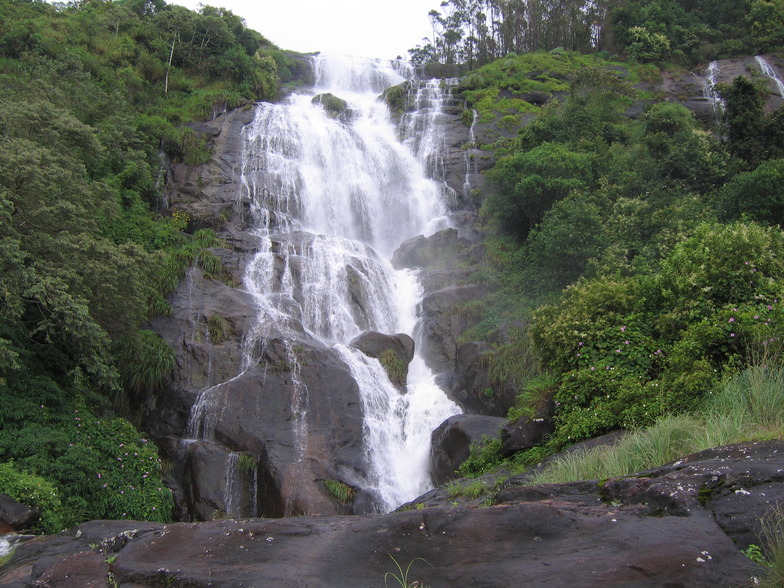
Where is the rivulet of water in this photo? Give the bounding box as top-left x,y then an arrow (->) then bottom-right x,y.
756,55 -> 784,98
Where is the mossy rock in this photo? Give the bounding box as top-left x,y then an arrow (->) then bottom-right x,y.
380,82 -> 414,115
349,331 -> 415,391
312,93 -> 349,118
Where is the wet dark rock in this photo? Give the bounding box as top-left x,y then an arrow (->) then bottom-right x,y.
149,279 -> 372,518
419,284 -> 487,374
349,331 -> 415,390
500,396 -> 557,456
451,341 -> 520,416
601,441 -> 784,551
392,228 -> 469,270
0,495 -> 38,532
429,414 -> 507,485
6,444 -> 780,588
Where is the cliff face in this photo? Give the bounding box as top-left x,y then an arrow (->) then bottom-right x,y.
145,106 -> 377,520
143,53 -> 784,521
144,62 -> 481,521
660,54 -> 784,123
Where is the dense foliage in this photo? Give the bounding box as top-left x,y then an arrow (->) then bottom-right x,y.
1,0 -> 784,532
0,0 -> 292,531
456,41 -> 784,462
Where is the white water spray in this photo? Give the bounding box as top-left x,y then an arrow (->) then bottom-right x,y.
400,78 -> 460,210
463,109 -> 479,200
704,60 -> 725,119
756,55 -> 784,98
236,54 -> 460,512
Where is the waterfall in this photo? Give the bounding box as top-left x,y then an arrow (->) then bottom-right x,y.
463,109 -> 479,200
756,55 -> 784,98
703,60 -> 725,119
400,78 -> 460,209
235,54 -> 460,512
224,452 -> 241,516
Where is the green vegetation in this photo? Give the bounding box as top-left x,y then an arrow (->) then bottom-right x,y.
758,505 -> 784,587
518,362 -> 784,484
384,554 -> 432,588
457,51 -> 640,135
439,3 -> 784,482
0,0 -> 291,533
206,314 -> 232,344
323,479 -> 356,504
411,0 -> 776,67
237,453 -> 257,475
380,349 -> 407,386
312,92 -> 349,117
457,436 -> 504,478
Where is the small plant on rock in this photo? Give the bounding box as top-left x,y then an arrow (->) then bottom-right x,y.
384,554 -> 432,588
323,479 -> 355,504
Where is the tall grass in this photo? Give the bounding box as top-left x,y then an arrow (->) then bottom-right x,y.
528,365 -> 784,485
759,504 -> 784,587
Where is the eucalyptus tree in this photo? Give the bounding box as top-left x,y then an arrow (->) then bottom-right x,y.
410,0 -> 615,66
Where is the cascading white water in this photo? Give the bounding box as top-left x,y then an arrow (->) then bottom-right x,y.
463,109 -> 479,200
236,54 -> 460,512
704,60 -> 725,118
224,452 -> 241,516
400,78 -> 460,209
756,55 -> 784,98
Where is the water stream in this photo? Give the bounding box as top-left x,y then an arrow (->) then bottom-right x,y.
756,55 -> 784,98
187,54 -> 461,513
704,60 -> 725,119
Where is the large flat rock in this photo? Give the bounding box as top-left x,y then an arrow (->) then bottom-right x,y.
6,441 -> 782,587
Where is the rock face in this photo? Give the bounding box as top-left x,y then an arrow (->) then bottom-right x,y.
146,104 -> 388,519
429,414 -> 507,485
661,55 -> 784,124
500,396 -> 557,456
6,441 -> 783,587
349,332 -> 415,390
0,495 -> 38,532
392,226 -> 495,405
146,62 -> 489,521
150,326 -> 372,518
450,341 -> 521,416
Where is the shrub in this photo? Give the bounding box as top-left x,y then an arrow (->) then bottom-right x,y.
458,436 -> 505,477
528,364 -> 784,486
530,222 -> 784,448
0,462 -> 64,533
115,330 -> 175,398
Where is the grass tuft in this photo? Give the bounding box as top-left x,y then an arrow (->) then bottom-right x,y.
526,365 -> 784,485
323,479 -> 356,504
759,504 -> 784,587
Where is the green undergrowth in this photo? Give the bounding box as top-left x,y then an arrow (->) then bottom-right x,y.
323,479 -> 356,504
0,0 -> 274,534
455,361 -> 784,486
0,396 -> 173,533
756,505 -> 784,587
458,50 -> 646,127
527,364 -> 784,485
380,349 -> 407,386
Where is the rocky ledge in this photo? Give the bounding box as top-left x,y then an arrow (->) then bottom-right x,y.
4,441 -> 783,587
